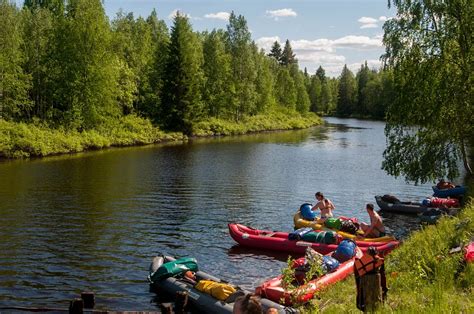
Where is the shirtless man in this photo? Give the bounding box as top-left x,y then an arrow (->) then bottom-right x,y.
360,203 -> 386,238
311,192 -> 335,219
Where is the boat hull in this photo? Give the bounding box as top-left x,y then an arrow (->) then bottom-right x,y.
228,223 -> 399,256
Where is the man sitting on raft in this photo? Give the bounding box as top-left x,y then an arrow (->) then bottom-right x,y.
311,192 -> 335,220
359,203 -> 386,238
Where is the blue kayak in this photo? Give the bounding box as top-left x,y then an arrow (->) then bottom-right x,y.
432,185 -> 467,197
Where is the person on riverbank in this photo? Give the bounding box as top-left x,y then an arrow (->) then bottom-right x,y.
311,192 -> 335,220
360,204 -> 385,238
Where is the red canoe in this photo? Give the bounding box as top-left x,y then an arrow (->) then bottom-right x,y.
228,223 -> 399,256
256,248 -> 363,305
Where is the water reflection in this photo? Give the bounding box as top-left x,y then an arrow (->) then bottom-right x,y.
0,117 -> 434,310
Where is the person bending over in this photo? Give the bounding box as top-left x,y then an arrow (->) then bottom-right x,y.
360,203 -> 385,238
312,192 -> 335,220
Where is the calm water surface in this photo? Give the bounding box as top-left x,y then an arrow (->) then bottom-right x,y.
0,118 -> 433,310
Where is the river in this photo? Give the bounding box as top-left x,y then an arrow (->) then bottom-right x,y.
0,117 -> 434,310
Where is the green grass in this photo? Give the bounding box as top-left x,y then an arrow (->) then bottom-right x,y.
192,109 -> 322,136
0,110 -> 322,159
0,115 -> 185,158
304,197 -> 474,313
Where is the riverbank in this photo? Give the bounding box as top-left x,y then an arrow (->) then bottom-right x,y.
0,110 -> 321,159
313,194 -> 474,313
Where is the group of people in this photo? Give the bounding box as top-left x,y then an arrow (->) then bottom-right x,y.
310,191 -> 386,238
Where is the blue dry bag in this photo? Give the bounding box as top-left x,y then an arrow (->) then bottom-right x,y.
322,255 -> 340,273
332,239 -> 357,263
288,227 -> 313,241
300,203 -> 316,220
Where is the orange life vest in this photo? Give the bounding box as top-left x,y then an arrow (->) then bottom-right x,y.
354,254 -> 384,277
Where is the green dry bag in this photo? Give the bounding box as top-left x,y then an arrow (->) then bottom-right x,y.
324,218 -> 342,230
302,231 -> 337,244
149,257 -> 198,283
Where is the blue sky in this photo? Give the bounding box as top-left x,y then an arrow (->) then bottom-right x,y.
17,0 -> 394,76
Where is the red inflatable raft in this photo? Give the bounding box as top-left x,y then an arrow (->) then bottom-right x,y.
228,223 -> 399,256
256,247 -> 363,305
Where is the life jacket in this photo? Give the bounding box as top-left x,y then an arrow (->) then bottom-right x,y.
354,254 -> 384,277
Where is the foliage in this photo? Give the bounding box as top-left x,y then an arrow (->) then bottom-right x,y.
313,200 -> 474,313
161,12 -> 204,134
336,65 -> 356,116
382,0 -> 474,183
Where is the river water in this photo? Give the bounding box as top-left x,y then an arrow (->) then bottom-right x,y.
0,118 -> 434,311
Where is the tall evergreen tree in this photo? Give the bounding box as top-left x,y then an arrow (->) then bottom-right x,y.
337,65 -> 356,116
268,41 -> 282,63
315,66 -> 326,83
280,39 -> 296,66
0,0 -> 31,120
355,61 -> 371,115
161,12 -> 204,134
308,75 -> 322,112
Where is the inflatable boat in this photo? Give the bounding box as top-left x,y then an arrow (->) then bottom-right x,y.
228,223 -> 398,256
148,255 -> 294,314
375,195 -> 428,214
256,247 -> 363,305
293,212 -> 396,242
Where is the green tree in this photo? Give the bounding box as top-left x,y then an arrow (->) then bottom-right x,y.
161,12 -> 204,134
21,5 -> 53,119
281,39 -> 296,66
275,67 -> 296,109
254,49 -> 275,113
336,65 -> 356,116
308,75 -> 322,113
0,0 -> 31,120
295,72 -> 310,113
202,30 -> 231,118
49,0 -> 121,128
315,66 -> 326,83
320,82 -> 332,113
382,0 -> 473,182
226,12 -> 257,120
355,61 -> 371,115
268,40 -> 282,63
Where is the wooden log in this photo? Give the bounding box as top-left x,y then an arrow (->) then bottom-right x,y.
159,303 -> 174,314
81,292 -> 95,309
69,298 -> 84,314
360,273 -> 382,312
175,291 -> 188,314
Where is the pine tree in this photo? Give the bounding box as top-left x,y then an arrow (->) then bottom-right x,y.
280,39 -> 296,66
268,41 -> 282,63
161,12 -> 204,134
315,66 -> 326,83
355,61 -> 371,115
337,65 -> 356,116
308,76 -> 322,112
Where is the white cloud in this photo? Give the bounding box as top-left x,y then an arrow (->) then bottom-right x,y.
379,16 -> 388,22
358,17 -> 378,24
168,9 -> 191,20
360,23 -> 378,29
204,12 -> 230,21
347,59 -> 382,73
256,35 -> 384,77
255,36 -> 281,51
265,8 -> 297,20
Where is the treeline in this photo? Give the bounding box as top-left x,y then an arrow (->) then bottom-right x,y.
0,0 -> 392,141
0,0 -> 318,136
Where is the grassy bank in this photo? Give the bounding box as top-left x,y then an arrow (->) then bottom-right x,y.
311,198 -> 474,313
0,110 -> 322,158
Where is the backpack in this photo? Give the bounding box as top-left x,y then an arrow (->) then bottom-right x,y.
340,220 -> 359,235
149,257 -> 198,283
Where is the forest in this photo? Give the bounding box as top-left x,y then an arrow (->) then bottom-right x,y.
0,0 -> 393,146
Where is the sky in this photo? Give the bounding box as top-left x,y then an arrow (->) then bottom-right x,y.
17,0 -> 395,77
